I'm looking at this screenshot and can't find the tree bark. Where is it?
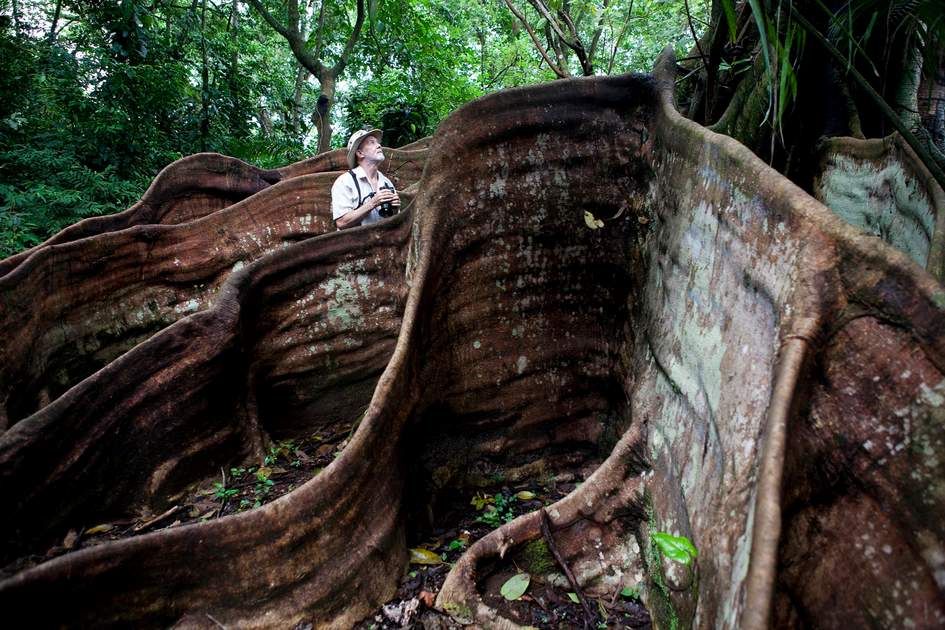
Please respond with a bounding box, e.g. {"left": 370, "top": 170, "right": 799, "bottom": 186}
{"left": 47, "top": 0, "right": 63, "bottom": 42}
{"left": 292, "top": 62, "right": 305, "bottom": 137}
{"left": 314, "top": 73, "right": 334, "bottom": 153}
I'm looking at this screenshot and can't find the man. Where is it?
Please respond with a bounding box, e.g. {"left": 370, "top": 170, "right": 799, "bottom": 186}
{"left": 331, "top": 128, "right": 401, "bottom": 230}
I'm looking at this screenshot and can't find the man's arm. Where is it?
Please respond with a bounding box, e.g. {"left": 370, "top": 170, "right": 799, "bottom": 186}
{"left": 335, "top": 197, "right": 376, "bottom": 230}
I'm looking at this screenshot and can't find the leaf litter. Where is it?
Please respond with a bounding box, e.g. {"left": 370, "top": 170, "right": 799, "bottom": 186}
{"left": 353, "top": 475, "right": 651, "bottom": 629}
{"left": 0, "top": 429, "right": 351, "bottom": 580}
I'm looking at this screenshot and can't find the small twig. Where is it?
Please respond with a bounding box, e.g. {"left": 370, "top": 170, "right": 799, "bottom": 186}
{"left": 683, "top": 0, "right": 707, "bottom": 71}
{"left": 539, "top": 508, "right": 598, "bottom": 629}
{"left": 206, "top": 613, "right": 227, "bottom": 629}
{"left": 217, "top": 467, "right": 227, "bottom": 516}
{"left": 133, "top": 505, "right": 182, "bottom": 532}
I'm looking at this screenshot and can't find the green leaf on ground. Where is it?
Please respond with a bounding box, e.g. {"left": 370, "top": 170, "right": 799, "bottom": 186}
{"left": 471, "top": 493, "right": 494, "bottom": 510}
{"left": 515, "top": 490, "right": 537, "bottom": 501}
{"left": 620, "top": 585, "right": 640, "bottom": 600}
{"left": 255, "top": 466, "right": 272, "bottom": 480}
{"left": 652, "top": 531, "right": 698, "bottom": 565}
{"left": 567, "top": 592, "right": 579, "bottom": 603}
{"left": 500, "top": 573, "right": 530, "bottom": 600}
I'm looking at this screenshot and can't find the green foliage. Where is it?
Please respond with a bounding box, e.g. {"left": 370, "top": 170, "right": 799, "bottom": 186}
{"left": 620, "top": 585, "right": 641, "bottom": 600}
{"left": 265, "top": 440, "right": 296, "bottom": 466}
{"left": 0, "top": 0, "right": 706, "bottom": 258}
{"left": 0, "top": 1, "right": 309, "bottom": 257}
{"left": 520, "top": 538, "right": 556, "bottom": 574}
{"left": 651, "top": 531, "right": 698, "bottom": 565}
{"left": 213, "top": 481, "right": 238, "bottom": 501}
{"left": 474, "top": 490, "right": 517, "bottom": 527}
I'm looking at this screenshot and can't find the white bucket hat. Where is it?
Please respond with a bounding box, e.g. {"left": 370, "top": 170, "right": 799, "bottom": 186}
{"left": 346, "top": 128, "right": 383, "bottom": 169}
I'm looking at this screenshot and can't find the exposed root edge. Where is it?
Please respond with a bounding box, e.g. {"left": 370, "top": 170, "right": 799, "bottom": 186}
{"left": 437, "top": 421, "right": 649, "bottom": 627}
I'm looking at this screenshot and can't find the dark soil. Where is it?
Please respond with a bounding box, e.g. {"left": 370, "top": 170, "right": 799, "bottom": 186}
{"left": 356, "top": 477, "right": 652, "bottom": 630}
{"left": 0, "top": 430, "right": 349, "bottom": 580}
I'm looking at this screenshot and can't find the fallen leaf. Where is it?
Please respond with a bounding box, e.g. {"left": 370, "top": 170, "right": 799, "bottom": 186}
{"left": 84, "top": 524, "right": 114, "bottom": 535}
{"left": 256, "top": 466, "right": 273, "bottom": 480}
{"left": 418, "top": 590, "right": 436, "bottom": 608}
{"left": 515, "top": 490, "right": 537, "bottom": 501}
{"left": 567, "top": 592, "right": 579, "bottom": 603}
{"left": 500, "top": 573, "right": 530, "bottom": 600}
{"left": 409, "top": 548, "right": 443, "bottom": 565}
{"left": 583, "top": 211, "right": 604, "bottom": 229}
{"left": 62, "top": 529, "right": 79, "bottom": 549}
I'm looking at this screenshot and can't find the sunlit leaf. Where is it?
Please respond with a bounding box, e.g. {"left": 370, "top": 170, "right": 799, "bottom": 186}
{"left": 85, "top": 524, "right": 114, "bottom": 535}
{"left": 583, "top": 211, "right": 604, "bottom": 229}
{"left": 515, "top": 490, "right": 537, "bottom": 501}
{"left": 471, "top": 493, "right": 494, "bottom": 510}
{"left": 652, "top": 531, "right": 698, "bottom": 565}
{"left": 409, "top": 547, "right": 443, "bottom": 565}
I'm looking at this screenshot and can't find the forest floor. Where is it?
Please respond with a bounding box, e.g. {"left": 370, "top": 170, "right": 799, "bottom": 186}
{"left": 353, "top": 480, "right": 651, "bottom": 630}
{"left": 3, "top": 429, "right": 651, "bottom": 629}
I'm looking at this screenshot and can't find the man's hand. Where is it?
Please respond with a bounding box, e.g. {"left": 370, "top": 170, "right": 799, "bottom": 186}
{"left": 335, "top": 188, "right": 400, "bottom": 230}
{"left": 373, "top": 189, "right": 399, "bottom": 207}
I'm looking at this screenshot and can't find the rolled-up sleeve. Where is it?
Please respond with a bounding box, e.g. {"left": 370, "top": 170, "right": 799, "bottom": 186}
{"left": 331, "top": 175, "right": 358, "bottom": 221}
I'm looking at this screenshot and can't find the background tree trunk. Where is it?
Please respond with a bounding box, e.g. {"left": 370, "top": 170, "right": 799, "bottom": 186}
{"left": 245, "top": 0, "right": 365, "bottom": 152}
{"left": 315, "top": 73, "right": 334, "bottom": 153}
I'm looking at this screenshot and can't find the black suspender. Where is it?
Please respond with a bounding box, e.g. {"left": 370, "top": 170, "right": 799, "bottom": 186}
{"left": 348, "top": 170, "right": 363, "bottom": 205}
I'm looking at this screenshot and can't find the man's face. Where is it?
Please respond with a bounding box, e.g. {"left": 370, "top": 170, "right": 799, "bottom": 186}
{"left": 357, "top": 136, "right": 385, "bottom": 165}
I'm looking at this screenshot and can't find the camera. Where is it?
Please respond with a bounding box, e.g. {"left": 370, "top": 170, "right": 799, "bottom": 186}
{"left": 375, "top": 183, "right": 397, "bottom": 218}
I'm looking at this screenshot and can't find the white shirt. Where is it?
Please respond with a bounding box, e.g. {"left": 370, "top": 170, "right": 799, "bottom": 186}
{"left": 330, "top": 166, "right": 396, "bottom": 227}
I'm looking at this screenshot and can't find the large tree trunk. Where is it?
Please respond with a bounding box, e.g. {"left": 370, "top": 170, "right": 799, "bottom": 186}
{"left": 0, "top": 50, "right": 943, "bottom": 628}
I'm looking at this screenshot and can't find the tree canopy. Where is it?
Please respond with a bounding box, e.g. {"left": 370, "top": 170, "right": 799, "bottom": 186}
{"left": 0, "top": 0, "right": 704, "bottom": 257}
